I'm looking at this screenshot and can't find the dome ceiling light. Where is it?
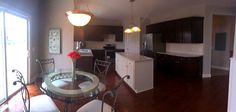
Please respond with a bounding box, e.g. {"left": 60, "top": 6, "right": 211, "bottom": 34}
{"left": 66, "top": 0, "right": 93, "bottom": 27}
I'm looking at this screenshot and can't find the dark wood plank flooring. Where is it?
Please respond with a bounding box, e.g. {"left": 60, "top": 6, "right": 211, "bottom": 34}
{"left": 1, "top": 68, "right": 229, "bottom": 112}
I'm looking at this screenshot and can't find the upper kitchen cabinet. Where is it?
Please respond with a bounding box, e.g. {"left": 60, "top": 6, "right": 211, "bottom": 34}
{"left": 113, "top": 26, "right": 123, "bottom": 41}
{"left": 74, "top": 25, "right": 123, "bottom": 41}
{"left": 146, "top": 17, "right": 204, "bottom": 43}
{"left": 181, "top": 17, "right": 203, "bottom": 43}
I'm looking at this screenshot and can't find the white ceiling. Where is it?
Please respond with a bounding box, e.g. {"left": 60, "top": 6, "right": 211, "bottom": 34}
{"left": 78, "top": 0, "right": 236, "bottom": 21}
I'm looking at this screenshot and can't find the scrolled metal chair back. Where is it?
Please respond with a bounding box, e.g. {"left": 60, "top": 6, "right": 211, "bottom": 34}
{"left": 101, "top": 75, "right": 130, "bottom": 112}
{"left": 94, "top": 59, "right": 111, "bottom": 82}
{"left": 36, "top": 58, "right": 55, "bottom": 75}
{"left": 12, "top": 69, "right": 30, "bottom": 112}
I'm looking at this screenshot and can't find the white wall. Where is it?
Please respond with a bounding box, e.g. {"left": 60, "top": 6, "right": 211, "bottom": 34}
{"left": 123, "top": 18, "right": 141, "bottom": 54}
{"left": 228, "top": 18, "right": 236, "bottom": 112}
{"left": 124, "top": 32, "right": 140, "bottom": 54}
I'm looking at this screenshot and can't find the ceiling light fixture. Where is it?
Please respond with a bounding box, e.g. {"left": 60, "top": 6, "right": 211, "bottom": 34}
{"left": 124, "top": 0, "right": 141, "bottom": 33}
{"left": 66, "top": 0, "right": 93, "bottom": 26}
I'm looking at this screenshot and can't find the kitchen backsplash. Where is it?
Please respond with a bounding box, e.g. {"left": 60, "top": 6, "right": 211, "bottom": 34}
{"left": 84, "top": 34, "right": 124, "bottom": 49}
{"left": 166, "top": 43, "right": 204, "bottom": 55}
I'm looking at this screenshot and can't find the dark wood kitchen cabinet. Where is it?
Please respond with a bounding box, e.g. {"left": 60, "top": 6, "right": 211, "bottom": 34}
{"left": 76, "top": 56, "right": 93, "bottom": 72}
{"left": 146, "top": 17, "right": 203, "bottom": 43}
{"left": 155, "top": 53, "right": 203, "bottom": 77}
{"left": 74, "top": 25, "right": 123, "bottom": 41}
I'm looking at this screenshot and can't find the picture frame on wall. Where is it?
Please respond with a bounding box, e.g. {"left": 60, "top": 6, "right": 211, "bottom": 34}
{"left": 48, "top": 28, "right": 61, "bottom": 54}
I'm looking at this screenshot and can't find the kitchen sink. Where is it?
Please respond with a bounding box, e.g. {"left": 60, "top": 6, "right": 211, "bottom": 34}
{"left": 78, "top": 49, "right": 93, "bottom": 56}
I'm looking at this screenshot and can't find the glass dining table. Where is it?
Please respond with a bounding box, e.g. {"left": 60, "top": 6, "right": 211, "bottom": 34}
{"left": 44, "top": 70, "right": 99, "bottom": 112}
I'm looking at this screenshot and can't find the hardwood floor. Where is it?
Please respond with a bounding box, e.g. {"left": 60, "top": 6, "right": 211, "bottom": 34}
{"left": 1, "top": 69, "right": 229, "bottom": 112}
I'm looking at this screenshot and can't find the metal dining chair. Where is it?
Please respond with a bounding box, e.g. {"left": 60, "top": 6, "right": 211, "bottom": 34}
{"left": 36, "top": 58, "right": 68, "bottom": 93}
{"left": 79, "top": 59, "right": 111, "bottom": 93}
{"left": 76, "top": 75, "right": 130, "bottom": 112}
{"left": 12, "top": 69, "right": 59, "bottom": 112}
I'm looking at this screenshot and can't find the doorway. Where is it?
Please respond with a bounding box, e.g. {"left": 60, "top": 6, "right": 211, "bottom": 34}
{"left": 211, "top": 15, "right": 235, "bottom": 76}
{"left": 0, "top": 10, "right": 29, "bottom": 104}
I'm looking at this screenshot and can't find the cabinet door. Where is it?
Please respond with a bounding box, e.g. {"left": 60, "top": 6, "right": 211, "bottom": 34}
{"left": 182, "top": 18, "right": 192, "bottom": 43}
{"left": 84, "top": 26, "right": 104, "bottom": 41}
{"left": 114, "top": 26, "right": 123, "bottom": 41}
{"left": 119, "top": 56, "right": 127, "bottom": 78}
{"left": 165, "top": 21, "right": 178, "bottom": 42}
{"left": 74, "top": 27, "right": 85, "bottom": 41}
{"left": 126, "top": 61, "right": 134, "bottom": 88}
{"left": 115, "top": 54, "right": 120, "bottom": 74}
{"left": 175, "top": 20, "right": 183, "bottom": 43}
{"left": 191, "top": 17, "right": 203, "bottom": 43}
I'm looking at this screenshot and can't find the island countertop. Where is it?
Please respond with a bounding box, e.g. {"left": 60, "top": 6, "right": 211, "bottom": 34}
{"left": 116, "top": 52, "right": 153, "bottom": 62}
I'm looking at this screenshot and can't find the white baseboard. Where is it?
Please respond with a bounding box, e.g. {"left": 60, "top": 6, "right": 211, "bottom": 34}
{"left": 211, "top": 65, "right": 229, "bottom": 71}
{"left": 202, "top": 73, "right": 211, "bottom": 78}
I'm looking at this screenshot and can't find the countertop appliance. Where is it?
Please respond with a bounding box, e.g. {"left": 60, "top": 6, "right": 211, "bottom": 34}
{"left": 103, "top": 44, "right": 115, "bottom": 50}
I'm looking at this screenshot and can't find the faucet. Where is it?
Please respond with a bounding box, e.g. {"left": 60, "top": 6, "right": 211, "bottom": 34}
{"left": 75, "top": 41, "right": 84, "bottom": 50}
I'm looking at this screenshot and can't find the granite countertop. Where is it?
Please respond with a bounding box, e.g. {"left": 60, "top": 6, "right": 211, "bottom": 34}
{"left": 156, "top": 52, "right": 203, "bottom": 57}
{"left": 117, "top": 52, "right": 153, "bottom": 62}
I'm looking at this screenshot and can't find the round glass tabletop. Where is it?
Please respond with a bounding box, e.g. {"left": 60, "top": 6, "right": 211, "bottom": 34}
{"left": 44, "top": 71, "right": 99, "bottom": 98}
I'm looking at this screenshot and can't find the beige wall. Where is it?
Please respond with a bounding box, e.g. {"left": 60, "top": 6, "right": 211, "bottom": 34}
{"left": 39, "top": 0, "right": 73, "bottom": 71}
{"left": 38, "top": 0, "right": 125, "bottom": 72}
{"left": 212, "top": 15, "right": 235, "bottom": 70}
{"left": 0, "top": 0, "right": 40, "bottom": 82}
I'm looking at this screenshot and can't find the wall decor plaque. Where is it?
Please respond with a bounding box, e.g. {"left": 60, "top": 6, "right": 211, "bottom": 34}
{"left": 49, "top": 28, "right": 61, "bottom": 54}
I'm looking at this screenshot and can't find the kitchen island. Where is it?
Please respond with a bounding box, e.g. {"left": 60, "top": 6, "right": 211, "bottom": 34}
{"left": 115, "top": 52, "right": 153, "bottom": 93}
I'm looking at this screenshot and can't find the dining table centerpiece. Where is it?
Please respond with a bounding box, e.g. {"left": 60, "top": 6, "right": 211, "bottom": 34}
{"left": 67, "top": 50, "right": 81, "bottom": 82}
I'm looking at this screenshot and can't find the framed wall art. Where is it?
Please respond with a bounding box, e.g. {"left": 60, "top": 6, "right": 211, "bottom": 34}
{"left": 48, "top": 28, "right": 61, "bottom": 54}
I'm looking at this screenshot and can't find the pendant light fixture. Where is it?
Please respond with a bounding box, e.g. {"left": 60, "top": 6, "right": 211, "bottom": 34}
{"left": 66, "top": 0, "right": 93, "bottom": 26}
{"left": 124, "top": 0, "right": 141, "bottom": 33}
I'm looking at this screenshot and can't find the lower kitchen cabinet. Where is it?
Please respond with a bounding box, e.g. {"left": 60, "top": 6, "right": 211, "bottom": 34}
{"left": 115, "top": 53, "right": 153, "bottom": 93}
{"left": 76, "top": 56, "right": 93, "bottom": 73}
{"left": 156, "top": 53, "right": 203, "bottom": 77}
